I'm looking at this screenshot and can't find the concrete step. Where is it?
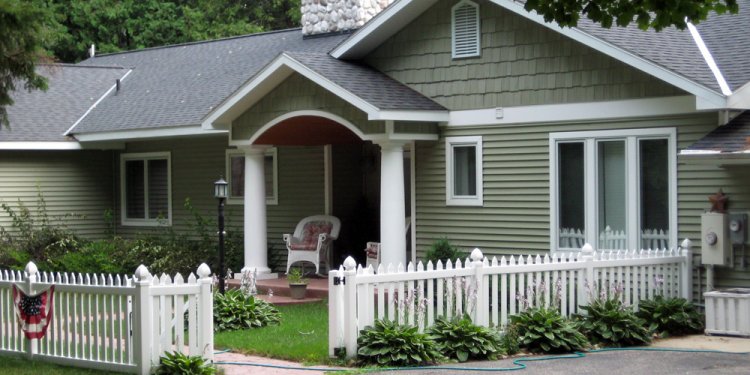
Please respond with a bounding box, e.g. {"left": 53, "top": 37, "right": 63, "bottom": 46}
{"left": 226, "top": 275, "right": 329, "bottom": 300}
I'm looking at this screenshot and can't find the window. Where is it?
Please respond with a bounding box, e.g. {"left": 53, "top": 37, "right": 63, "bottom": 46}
{"left": 550, "top": 128, "right": 675, "bottom": 251}
{"left": 120, "top": 152, "right": 171, "bottom": 226}
{"left": 446, "top": 136, "right": 483, "bottom": 206}
{"left": 226, "top": 148, "right": 278, "bottom": 205}
{"left": 452, "top": 0, "right": 481, "bottom": 59}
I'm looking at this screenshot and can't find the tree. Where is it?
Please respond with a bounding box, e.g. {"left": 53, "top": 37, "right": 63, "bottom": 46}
{"left": 524, "top": 0, "right": 739, "bottom": 31}
{"left": 0, "top": 0, "right": 52, "bottom": 127}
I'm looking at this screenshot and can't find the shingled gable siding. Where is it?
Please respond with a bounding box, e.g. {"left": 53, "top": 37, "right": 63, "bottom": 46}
{"left": 414, "top": 113, "right": 750, "bottom": 292}
{"left": 0, "top": 150, "right": 114, "bottom": 239}
{"left": 365, "top": 0, "right": 685, "bottom": 110}
{"left": 113, "top": 137, "right": 325, "bottom": 272}
{"left": 232, "top": 73, "right": 385, "bottom": 141}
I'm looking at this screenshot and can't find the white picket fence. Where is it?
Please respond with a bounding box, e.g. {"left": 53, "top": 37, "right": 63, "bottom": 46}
{"left": 559, "top": 227, "right": 670, "bottom": 250}
{"left": 328, "top": 239, "right": 692, "bottom": 358}
{"left": 0, "top": 262, "right": 213, "bottom": 374}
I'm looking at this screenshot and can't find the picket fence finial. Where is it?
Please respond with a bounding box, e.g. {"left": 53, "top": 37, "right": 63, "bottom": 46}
{"left": 135, "top": 264, "right": 152, "bottom": 280}
{"left": 582, "top": 243, "right": 594, "bottom": 254}
{"left": 24, "top": 261, "right": 38, "bottom": 275}
{"left": 197, "top": 263, "right": 211, "bottom": 278}
{"left": 681, "top": 238, "right": 692, "bottom": 250}
{"left": 343, "top": 256, "right": 357, "bottom": 271}
{"left": 470, "top": 248, "right": 483, "bottom": 262}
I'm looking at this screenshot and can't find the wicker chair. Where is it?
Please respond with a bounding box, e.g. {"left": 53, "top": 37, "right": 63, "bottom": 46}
{"left": 283, "top": 215, "right": 341, "bottom": 275}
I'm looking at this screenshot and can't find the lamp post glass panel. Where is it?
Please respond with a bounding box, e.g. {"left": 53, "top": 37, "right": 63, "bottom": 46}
{"left": 214, "top": 177, "right": 228, "bottom": 293}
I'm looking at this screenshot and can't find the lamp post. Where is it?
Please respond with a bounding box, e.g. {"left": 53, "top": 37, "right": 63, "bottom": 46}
{"left": 214, "top": 177, "right": 228, "bottom": 294}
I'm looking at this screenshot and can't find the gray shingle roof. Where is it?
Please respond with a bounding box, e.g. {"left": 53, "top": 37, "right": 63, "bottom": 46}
{"left": 286, "top": 52, "right": 445, "bottom": 111}
{"left": 71, "top": 29, "right": 350, "bottom": 134}
{"left": 2, "top": 64, "right": 127, "bottom": 142}
{"left": 685, "top": 111, "right": 750, "bottom": 153}
{"left": 696, "top": 2, "right": 750, "bottom": 92}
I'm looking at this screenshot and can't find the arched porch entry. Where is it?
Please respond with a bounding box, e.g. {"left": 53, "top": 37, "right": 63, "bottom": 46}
{"left": 236, "top": 110, "right": 411, "bottom": 275}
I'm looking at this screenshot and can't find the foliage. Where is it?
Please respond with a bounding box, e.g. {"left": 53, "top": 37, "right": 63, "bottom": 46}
{"left": 155, "top": 351, "right": 216, "bottom": 375}
{"left": 429, "top": 315, "right": 504, "bottom": 362}
{"left": 524, "top": 0, "right": 739, "bottom": 31}
{"left": 213, "top": 289, "right": 280, "bottom": 332}
{"left": 0, "top": 0, "right": 52, "bottom": 127}
{"left": 501, "top": 324, "right": 521, "bottom": 355}
{"left": 55, "top": 239, "right": 129, "bottom": 274}
{"left": 357, "top": 319, "right": 444, "bottom": 367}
{"left": 424, "top": 237, "right": 466, "bottom": 265}
{"left": 576, "top": 296, "right": 651, "bottom": 347}
{"left": 510, "top": 306, "right": 588, "bottom": 353}
{"left": 286, "top": 267, "right": 307, "bottom": 285}
{"left": 636, "top": 295, "right": 704, "bottom": 336}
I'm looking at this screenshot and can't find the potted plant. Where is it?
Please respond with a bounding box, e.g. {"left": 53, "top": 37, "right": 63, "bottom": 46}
{"left": 287, "top": 267, "right": 308, "bottom": 299}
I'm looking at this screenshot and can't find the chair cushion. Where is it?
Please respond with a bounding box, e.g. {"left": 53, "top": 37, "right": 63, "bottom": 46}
{"left": 289, "top": 221, "right": 333, "bottom": 251}
{"left": 365, "top": 243, "right": 380, "bottom": 259}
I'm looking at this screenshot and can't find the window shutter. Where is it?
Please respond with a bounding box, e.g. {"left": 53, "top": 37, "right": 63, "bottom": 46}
{"left": 452, "top": 1, "right": 480, "bottom": 58}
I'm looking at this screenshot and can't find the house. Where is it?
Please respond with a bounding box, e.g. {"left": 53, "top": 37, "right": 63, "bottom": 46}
{"left": 2, "top": 0, "right": 750, "bottom": 293}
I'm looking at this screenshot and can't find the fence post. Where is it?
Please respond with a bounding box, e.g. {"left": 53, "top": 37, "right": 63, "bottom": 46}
{"left": 470, "top": 248, "right": 486, "bottom": 326}
{"left": 680, "top": 238, "right": 693, "bottom": 301}
{"left": 328, "top": 267, "right": 341, "bottom": 358}
{"left": 132, "top": 265, "right": 153, "bottom": 375}
{"left": 196, "top": 263, "right": 214, "bottom": 363}
{"left": 342, "top": 256, "right": 358, "bottom": 359}
{"left": 24, "top": 262, "right": 38, "bottom": 360}
{"left": 580, "top": 244, "right": 595, "bottom": 308}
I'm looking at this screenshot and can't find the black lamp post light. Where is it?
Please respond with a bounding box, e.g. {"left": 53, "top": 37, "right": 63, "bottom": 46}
{"left": 214, "top": 177, "right": 228, "bottom": 294}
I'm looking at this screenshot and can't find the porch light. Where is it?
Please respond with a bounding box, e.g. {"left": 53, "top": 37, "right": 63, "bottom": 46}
{"left": 214, "top": 176, "right": 228, "bottom": 294}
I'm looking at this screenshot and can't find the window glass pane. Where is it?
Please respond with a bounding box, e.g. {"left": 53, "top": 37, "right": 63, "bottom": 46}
{"left": 148, "top": 159, "right": 168, "bottom": 219}
{"left": 125, "top": 160, "right": 145, "bottom": 219}
{"left": 558, "top": 142, "right": 585, "bottom": 248}
{"left": 598, "top": 141, "right": 627, "bottom": 250}
{"left": 264, "top": 155, "right": 274, "bottom": 199}
{"left": 640, "top": 139, "right": 669, "bottom": 249}
{"left": 230, "top": 155, "right": 244, "bottom": 198}
{"left": 453, "top": 145, "right": 476, "bottom": 196}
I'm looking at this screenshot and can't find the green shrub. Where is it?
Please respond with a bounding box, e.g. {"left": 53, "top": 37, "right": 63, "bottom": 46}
{"left": 501, "top": 324, "right": 521, "bottom": 355}
{"left": 576, "top": 297, "right": 651, "bottom": 347}
{"left": 424, "top": 237, "right": 466, "bottom": 265}
{"left": 213, "top": 289, "right": 280, "bottom": 332}
{"left": 56, "top": 240, "right": 128, "bottom": 275}
{"left": 357, "top": 319, "right": 444, "bottom": 367}
{"left": 429, "top": 315, "right": 504, "bottom": 362}
{"left": 155, "top": 351, "right": 216, "bottom": 375}
{"left": 636, "top": 295, "right": 704, "bottom": 336}
{"left": 510, "top": 306, "right": 588, "bottom": 353}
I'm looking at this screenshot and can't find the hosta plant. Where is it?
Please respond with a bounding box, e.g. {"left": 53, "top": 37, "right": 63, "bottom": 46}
{"left": 429, "top": 315, "right": 504, "bottom": 362}
{"left": 357, "top": 319, "right": 444, "bottom": 367}
{"left": 576, "top": 297, "right": 651, "bottom": 347}
{"left": 213, "top": 289, "right": 280, "bottom": 332}
{"left": 155, "top": 351, "right": 216, "bottom": 375}
{"left": 636, "top": 295, "right": 704, "bottom": 336}
{"left": 510, "top": 306, "right": 588, "bottom": 353}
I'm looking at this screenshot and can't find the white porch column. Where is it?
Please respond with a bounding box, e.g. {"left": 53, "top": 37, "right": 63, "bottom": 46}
{"left": 241, "top": 146, "right": 272, "bottom": 275}
{"left": 377, "top": 140, "right": 408, "bottom": 267}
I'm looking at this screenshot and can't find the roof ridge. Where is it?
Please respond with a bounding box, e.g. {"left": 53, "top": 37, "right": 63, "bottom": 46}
{"left": 40, "top": 63, "right": 126, "bottom": 70}
{"left": 88, "top": 27, "right": 303, "bottom": 59}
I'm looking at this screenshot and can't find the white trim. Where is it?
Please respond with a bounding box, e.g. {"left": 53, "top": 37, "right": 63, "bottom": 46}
{"left": 0, "top": 142, "right": 82, "bottom": 150}
{"left": 64, "top": 69, "right": 133, "bottom": 136}
{"left": 120, "top": 152, "right": 172, "bottom": 227}
{"left": 324, "top": 144, "right": 332, "bottom": 215}
{"left": 445, "top": 136, "right": 483, "bottom": 206}
{"left": 728, "top": 81, "right": 750, "bottom": 109}
{"left": 236, "top": 110, "right": 370, "bottom": 145}
{"left": 371, "top": 110, "right": 449, "bottom": 122}
{"left": 452, "top": 0, "right": 481, "bottom": 59}
{"left": 448, "top": 96, "right": 699, "bottom": 127}
{"left": 76, "top": 125, "right": 226, "bottom": 142}
{"left": 549, "top": 128, "right": 677, "bottom": 252}
{"left": 409, "top": 141, "right": 417, "bottom": 266}
{"left": 687, "top": 23, "right": 732, "bottom": 96}
{"left": 225, "top": 148, "right": 278, "bottom": 205}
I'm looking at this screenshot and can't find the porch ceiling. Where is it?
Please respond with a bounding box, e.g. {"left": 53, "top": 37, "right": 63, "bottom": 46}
{"left": 253, "top": 116, "right": 363, "bottom": 146}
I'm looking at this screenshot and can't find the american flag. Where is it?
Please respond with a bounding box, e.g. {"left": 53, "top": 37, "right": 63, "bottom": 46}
{"left": 12, "top": 284, "right": 55, "bottom": 340}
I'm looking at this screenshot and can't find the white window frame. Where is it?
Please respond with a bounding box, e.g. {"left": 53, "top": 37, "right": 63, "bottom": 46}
{"left": 452, "top": 0, "right": 481, "bottom": 59}
{"left": 446, "top": 136, "right": 483, "bottom": 206}
{"left": 120, "top": 152, "right": 172, "bottom": 227}
{"left": 549, "top": 127, "right": 677, "bottom": 252}
{"left": 225, "top": 147, "right": 278, "bottom": 206}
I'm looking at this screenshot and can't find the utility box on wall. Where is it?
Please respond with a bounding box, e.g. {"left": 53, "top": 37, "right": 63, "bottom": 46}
{"left": 702, "top": 212, "right": 732, "bottom": 266}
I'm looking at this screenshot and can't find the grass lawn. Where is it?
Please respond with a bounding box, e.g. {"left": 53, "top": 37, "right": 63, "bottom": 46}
{"left": 0, "top": 355, "right": 113, "bottom": 374}
{"left": 214, "top": 301, "right": 331, "bottom": 364}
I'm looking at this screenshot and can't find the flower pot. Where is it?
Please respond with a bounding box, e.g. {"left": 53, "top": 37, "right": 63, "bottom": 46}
{"left": 289, "top": 283, "right": 308, "bottom": 299}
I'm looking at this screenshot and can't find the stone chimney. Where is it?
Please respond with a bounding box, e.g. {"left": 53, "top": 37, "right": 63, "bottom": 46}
{"left": 301, "top": 0, "right": 394, "bottom": 36}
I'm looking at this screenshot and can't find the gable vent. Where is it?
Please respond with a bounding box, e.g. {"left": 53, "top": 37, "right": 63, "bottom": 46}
{"left": 452, "top": 0, "right": 480, "bottom": 59}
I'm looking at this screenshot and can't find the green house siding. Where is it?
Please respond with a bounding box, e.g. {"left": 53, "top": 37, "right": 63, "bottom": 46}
{"left": 366, "top": 0, "right": 684, "bottom": 111}
{"left": 0, "top": 150, "right": 114, "bottom": 239}
{"left": 414, "top": 114, "right": 750, "bottom": 290}
{"left": 115, "top": 137, "right": 326, "bottom": 272}
{"left": 232, "top": 73, "right": 385, "bottom": 141}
